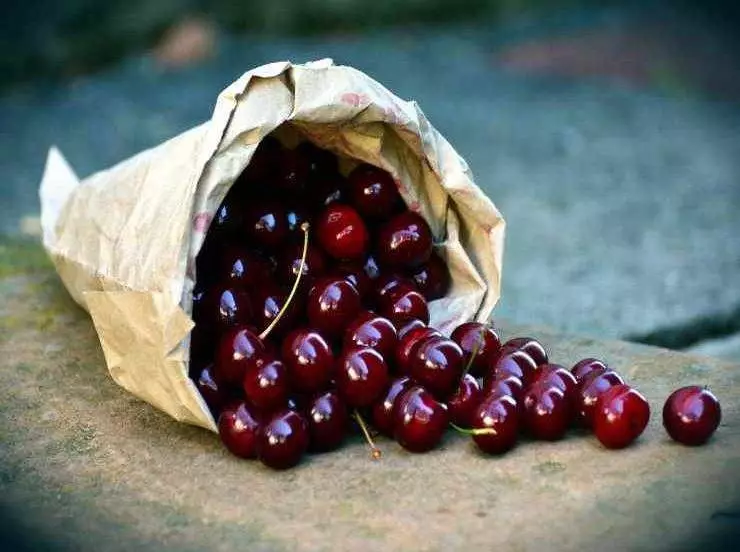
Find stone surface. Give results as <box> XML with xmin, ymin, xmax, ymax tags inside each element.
<box><xmin>1</xmin><ymin>254</ymin><xmax>739</xmax><ymax>551</ymax></box>
<box><xmin>688</xmin><ymin>333</ymin><xmax>740</xmax><ymax>362</ymax></box>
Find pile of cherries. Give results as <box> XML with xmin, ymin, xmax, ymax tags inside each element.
<box><xmin>189</xmin><ymin>135</ymin><xmax>722</xmax><ymax>471</ymax></box>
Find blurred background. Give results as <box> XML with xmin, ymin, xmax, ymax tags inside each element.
<box><xmin>1</xmin><ymin>0</ymin><xmax>739</xmax><ymax>358</ymax></box>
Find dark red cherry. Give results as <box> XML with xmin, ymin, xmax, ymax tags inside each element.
<box><xmin>372</xmin><ymin>376</ymin><xmax>412</xmax><ymax>437</ymax></box>
<box><xmin>380</xmin><ymin>287</ymin><xmax>430</xmax><ymax>327</ymax></box>
<box><xmin>215</xmin><ymin>326</ymin><xmax>265</xmax><ymax>386</ymax></box>
<box><xmin>593</xmin><ymin>385</ymin><xmax>650</xmax><ymax>449</ymax></box>
<box><xmin>663</xmin><ymin>385</ymin><xmax>721</xmax><ymax>446</ymax></box>
<box><xmin>243</xmin><ymin>200</ymin><xmax>289</xmax><ymax>250</ymax></box>
<box><xmin>397</xmin><ymin>318</ymin><xmax>426</xmax><ymax>339</ymax></box>
<box><xmin>345</xmin><ymin>313</ymin><xmax>398</xmax><ymax>358</ymax></box>
<box><xmin>307</xmin><ymin>277</ymin><xmax>362</xmax><ymax>339</ymax></box>
<box><xmin>306</xmin><ymin>390</ymin><xmax>348</xmax><ymax>452</ymax></box>
<box><xmin>257</xmin><ymin>409</ymin><xmax>309</xmax><ymax>470</ymax></box>
<box><xmin>576</xmin><ymin>370</ymin><xmax>624</xmax><ymax>427</ymax></box>
<box><xmin>451</xmin><ymin>322</ymin><xmax>502</xmax><ymax>379</ymax></box>
<box><xmin>571</xmin><ymin>357</ymin><xmax>609</xmax><ymax>384</ymax></box>
<box><xmin>284</xmin><ymin>203</ymin><xmax>311</xmax><ymax>242</ymax></box>
<box><xmin>274</xmin><ymin>148</ymin><xmax>309</xmax><ymax>194</ymax></box>
<box><xmin>335</xmin><ymin>347</ymin><xmax>390</xmax><ymax>408</ymax></box>
<box><xmin>409</xmin><ymin>252</ymin><xmax>450</xmax><ymax>301</ymax></box>
<box><xmin>409</xmin><ymin>336</ymin><xmax>464</xmax><ymax>400</ymax></box>
<box><xmin>482</xmin><ymin>374</ymin><xmax>525</xmax><ymax>404</ymax></box>
<box><xmin>347</xmin><ymin>163</ymin><xmax>403</xmax><ymax>219</ymax></box>
<box><xmin>243</xmin><ymin>356</ymin><xmax>289</xmax><ymax>412</ymax></box>
<box><xmin>489</xmin><ymin>350</ymin><xmax>538</xmax><ymax>389</ymax></box>
<box><xmin>241</xmin><ymin>135</ymin><xmax>283</xmax><ymax>183</ymax></box>
<box><xmin>206</xmin><ymin>195</ymin><xmax>244</xmax><ymax>241</ymax></box>
<box><xmin>218</xmin><ymin>402</ymin><xmax>262</xmax><ymax>459</ymax></box>
<box><xmin>393</xmin><ymin>385</ymin><xmax>450</xmax><ymax>453</ymax></box>
<box><xmin>310</xmin><ymin>173</ymin><xmax>347</xmax><ymax>211</ymax></box>
<box><xmin>395</xmin><ymin>327</ymin><xmax>442</xmax><ymax>375</ymax></box>
<box><xmin>194</xmin><ymin>364</ymin><xmax>228</xmax><ymax>416</ymax></box>
<box><xmin>535</xmin><ymin>364</ymin><xmax>579</xmax><ymax>400</ymax></box>
<box><xmin>373</xmin><ymin>274</ymin><xmax>416</xmax><ymax>306</ymax></box>
<box><xmin>330</xmin><ymin>260</ymin><xmax>372</xmax><ymax>298</ymax></box>
<box><xmin>217</xmin><ymin>246</ymin><xmax>272</xmax><ymax>287</ymax></box>
<box><xmin>316</xmin><ymin>204</ymin><xmax>369</xmax><ymax>260</ymax></box>
<box><xmin>296</xmin><ymin>141</ymin><xmax>338</xmax><ymax>178</ymax></box>
<box><xmin>471</xmin><ymin>394</ymin><xmax>519</xmax><ymax>455</ymax></box>
<box><xmin>195</xmin><ymin>285</ymin><xmax>253</xmax><ymax>332</ymax></box>
<box><xmin>251</xmin><ymin>284</ymin><xmax>302</xmax><ymax>338</ymax></box>
<box><xmin>281</xmin><ymin>329</ymin><xmax>334</xmax><ymax>393</ymax></box>
<box><xmin>376</xmin><ymin>211</ymin><xmax>433</xmax><ymax>269</ymax></box>
<box><xmin>276</xmin><ymin>243</ymin><xmax>327</xmax><ymax>288</ymax></box>
<box><xmin>448</xmin><ymin>374</ymin><xmax>483</xmax><ymax>426</ymax></box>
<box><xmin>522</xmin><ymin>381</ymin><xmax>570</xmax><ymax>441</ymax></box>
<box><xmin>363</xmin><ymin>255</ymin><xmax>381</xmax><ymax>280</ymax></box>
<box><xmin>499</xmin><ymin>337</ymin><xmax>548</xmax><ymax>367</ymax></box>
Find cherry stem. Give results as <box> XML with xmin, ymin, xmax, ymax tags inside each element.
<box><xmin>259</xmin><ymin>222</ymin><xmax>309</xmax><ymax>341</ymax></box>
<box><xmin>353</xmin><ymin>410</ymin><xmax>382</xmax><ymax>460</ymax></box>
<box><xmin>461</xmin><ymin>328</ymin><xmax>484</xmax><ymax>376</ymax></box>
<box><xmin>450</xmin><ymin>422</ymin><xmax>497</xmax><ymax>436</ymax></box>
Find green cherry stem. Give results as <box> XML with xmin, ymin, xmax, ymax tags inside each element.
<box><xmin>450</xmin><ymin>422</ymin><xmax>497</xmax><ymax>436</ymax></box>
<box><xmin>354</xmin><ymin>410</ymin><xmax>382</xmax><ymax>460</ymax></box>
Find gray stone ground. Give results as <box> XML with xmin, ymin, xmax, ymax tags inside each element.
<box><xmin>1</xmin><ymin>8</ymin><xmax>739</xmax><ymax>355</ymax></box>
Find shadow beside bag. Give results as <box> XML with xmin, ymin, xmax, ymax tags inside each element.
<box><xmin>38</xmin><ymin>59</ymin><xmax>506</xmax><ymax>433</ymax></box>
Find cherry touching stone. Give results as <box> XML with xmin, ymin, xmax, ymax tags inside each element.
<box><xmin>393</xmin><ymin>385</ymin><xmax>450</xmax><ymax>453</ymax></box>
<box><xmin>489</xmin><ymin>350</ymin><xmax>538</xmax><ymax>389</ymax></box>
<box><xmin>663</xmin><ymin>385</ymin><xmax>721</xmax><ymax>446</ymax></box>
<box><xmin>482</xmin><ymin>373</ymin><xmax>525</xmax><ymax>404</ymax></box>
<box><xmin>375</xmin><ymin>211</ymin><xmax>434</xmax><ymax>269</ymax></box>
<box><xmin>379</xmin><ymin>287</ymin><xmax>430</xmax><ymax>327</ymax></box>
<box><xmin>346</xmin><ymin>163</ymin><xmax>403</xmax><ymax>219</ymax></box>
<box><xmin>243</xmin><ymin>199</ymin><xmax>289</xmax><ymax>250</ymax></box>
<box><xmin>316</xmin><ymin>203</ymin><xmax>369</xmax><ymax>260</ymax></box>
<box><xmin>276</xmin><ymin>243</ymin><xmax>327</xmax><ymax>289</ymax></box>
<box><xmin>409</xmin><ymin>252</ymin><xmax>450</xmax><ymax>301</ymax></box>
<box><xmin>409</xmin><ymin>336</ymin><xmax>464</xmax><ymax>401</ymax></box>
<box><xmin>447</xmin><ymin>374</ymin><xmax>484</xmax><ymax>427</ymax></box>
<box><xmin>306</xmin><ymin>277</ymin><xmax>362</xmax><ymax>339</ymax></box>
<box><xmin>450</xmin><ymin>322</ymin><xmax>502</xmax><ymax>379</ymax></box>
<box><xmin>522</xmin><ymin>381</ymin><xmax>570</xmax><ymax>441</ymax></box>
<box><xmin>280</xmin><ymin>329</ymin><xmax>335</xmax><ymax>394</ymax></box>
<box><xmin>395</xmin><ymin>326</ymin><xmax>443</xmax><ymax>375</ymax></box>
<box><xmin>218</xmin><ymin>401</ymin><xmax>262</xmax><ymax>459</ymax></box>
<box><xmin>576</xmin><ymin>370</ymin><xmax>625</xmax><ymax>428</ymax></box>
<box><xmin>251</xmin><ymin>283</ymin><xmax>303</xmax><ymax>338</ymax></box>
<box><xmin>498</xmin><ymin>337</ymin><xmax>549</xmax><ymax>367</ymax></box>
<box><xmin>216</xmin><ymin>246</ymin><xmax>273</xmax><ymax>288</ymax></box>
<box><xmin>242</xmin><ymin>355</ymin><xmax>289</xmax><ymax>412</ymax></box>
<box><xmin>273</xmin><ymin>147</ymin><xmax>310</xmax><ymax>194</ymax></box>
<box><xmin>335</xmin><ymin>347</ymin><xmax>390</xmax><ymax>408</ymax></box>
<box><xmin>257</xmin><ymin>409</ymin><xmax>310</xmax><ymax>470</ymax></box>
<box><xmin>344</xmin><ymin>313</ymin><xmax>399</xmax><ymax>359</ymax></box>
<box><xmin>214</xmin><ymin>326</ymin><xmax>265</xmax><ymax>387</ymax></box>
<box><xmin>397</xmin><ymin>318</ymin><xmax>426</xmax><ymax>340</ymax></box>
<box><xmin>470</xmin><ymin>394</ymin><xmax>520</xmax><ymax>455</ymax></box>
<box><xmin>593</xmin><ymin>384</ymin><xmax>651</xmax><ymax>449</ymax></box>
<box><xmin>195</xmin><ymin>364</ymin><xmax>228</xmax><ymax>416</ymax></box>
<box><xmin>306</xmin><ymin>390</ymin><xmax>349</xmax><ymax>453</ymax></box>
<box><xmin>371</xmin><ymin>376</ymin><xmax>413</xmax><ymax>437</ymax></box>
<box><xmin>571</xmin><ymin>357</ymin><xmax>610</xmax><ymax>384</ymax></box>
<box><xmin>329</xmin><ymin>260</ymin><xmax>372</xmax><ymax>298</ymax></box>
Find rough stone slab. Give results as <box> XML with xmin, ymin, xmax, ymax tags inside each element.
<box><xmin>1</xmin><ymin>263</ymin><xmax>738</xmax><ymax>551</ymax></box>
<box><xmin>688</xmin><ymin>334</ymin><xmax>740</xmax><ymax>362</ymax></box>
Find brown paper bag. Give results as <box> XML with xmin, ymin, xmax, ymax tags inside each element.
<box><xmin>38</xmin><ymin>59</ymin><xmax>506</xmax><ymax>433</ymax></box>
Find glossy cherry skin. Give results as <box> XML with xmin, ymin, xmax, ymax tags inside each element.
<box><xmin>571</xmin><ymin>358</ymin><xmax>609</xmax><ymax>384</ymax></box>
<box><xmin>397</xmin><ymin>318</ymin><xmax>426</xmax><ymax>339</ymax></box>
<box><xmin>195</xmin><ymin>285</ymin><xmax>253</xmax><ymax>332</ymax></box>
<box><xmin>316</xmin><ymin>204</ymin><xmax>369</xmax><ymax>260</ymax></box>
<box><xmin>593</xmin><ymin>384</ymin><xmax>650</xmax><ymax>449</ymax></box>
<box><xmin>307</xmin><ymin>390</ymin><xmax>348</xmax><ymax>453</ymax></box>
<box><xmin>363</xmin><ymin>255</ymin><xmax>381</xmax><ymax>281</ymax></box>
<box><xmin>663</xmin><ymin>386</ymin><xmax>721</xmax><ymax>446</ymax></box>
<box><xmin>242</xmin><ymin>356</ymin><xmax>289</xmax><ymax>412</ymax></box>
<box><xmin>373</xmin><ymin>274</ymin><xmax>416</xmax><ymax>306</ymax></box>
<box><xmin>280</xmin><ymin>329</ymin><xmax>335</xmax><ymax>394</ymax></box>
<box><xmin>347</xmin><ymin>163</ymin><xmax>403</xmax><ymax>219</ymax></box>
<box><xmin>215</xmin><ymin>326</ymin><xmax>265</xmax><ymax>386</ymax></box>
<box><xmin>451</xmin><ymin>322</ymin><xmax>502</xmax><ymax>379</ymax></box>
<box><xmin>409</xmin><ymin>252</ymin><xmax>450</xmax><ymax>301</ymax></box>
<box><xmin>194</xmin><ymin>364</ymin><xmax>228</xmax><ymax>416</ymax></box>
<box><xmin>489</xmin><ymin>350</ymin><xmax>538</xmax><ymax>389</ymax></box>
<box><xmin>482</xmin><ymin>374</ymin><xmax>525</xmax><ymax>404</ymax></box>
<box><xmin>205</xmin><ymin>194</ymin><xmax>244</xmax><ymax>242</ymax></box>
<box><xmin>471</xmin><ymin>394</ymin><xmax>520</xmax><ymax>455</ymax></box>
<box><xmin>576</xmin><ymin>370</ymin><xmax>624</xmax><ymax>428</ymax></box>
<box><xmin>498</xmin><ymin>337</ymin><xmax>548</xmax><ymax>367</ymax></box>
<box><xmin>380</xmin><ymin>287</ymin><xmax>430</xmax><ymax>327</ymax></box>
<box><xmin>276</xmin><ymin>243</ymin><xmax>327</xmax><ymax>288</ymax></box>
<box><xmin>310</xmin><ymin>173</ymin><xmax>347</xmax><ymax>211</ymax></box>
<box><xmin>344</xmin><ymin>312</ymin><xmax>398</xmax><ymax>358</ymax></box>
<box><xmin>307</xmin><ymin>277</ymin><xmax>362</xmax><ymax>339</ymax></box>
<box><xmin>330</xmin><ymin>260</ymin><xmax>372</xmax><ymax>298</ymax></box>
<box><xmin>534</xmin><ymin>364</ymin><xmax>579</xmax><ymax>403</ymax></box>
<box><xmin>448</xmin><ymin>374</ymin><xmax>483</xmax><ymax>426</ymax></box>
<box><xmin>409</xmin><ymin>336</ymin><xmax>464</xmax><ymax>400</ymax></box>
<box><xmin>395</xmin><ymin>327</ymin><xmax>442</xmax><ymax>375</ymax></box>
<box><xmin>522</xmin><ymin>381</ymin><xmax>570</xmax><ymax>441</ymax></box>
<box><xmin>335</xmin><ymin>347</ymin><xmax>390</xmax><ymax>408</ymax></box>
<box><xmin>376</xmin><ymin>211</ymin><xmax>433</xmax><ymax>269</ymax></box>
<box><xmin>243</xmin><ymin>200</ymin><xmax>289</xmax><ymax>250</ymax></box>
<box><xmin>393</xmin><ymin>386</ymin><xmax>450</xmax><ymax>453</ymax></box>
<box><xmin>218</xmin><ymin>402</ymin><xmax>262</xmax><ymax>459</ymax></box>
<box><xmin>251</xmin><ymin>284</ymin><xmax>302</xmax><ymax>338</ymax></box>
<box><xmin>216</xmin><ymin>246</ymin><xmax>272</xmax><ymax>287</ymax></box>
<box><xmin>257</xmin><ymin>409</ymin><xmax>310</xmax><ymax>470</ymax></box>
<box><xmin>372</xmin><ymin>376</ymin><xmax>412</xmax><ymax>437</ymax></box>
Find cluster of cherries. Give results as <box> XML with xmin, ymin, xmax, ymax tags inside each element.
<box><xmin>189</xmin><ymin>135</ymin><xmax>722</xmax><ymax>471</ymax></box>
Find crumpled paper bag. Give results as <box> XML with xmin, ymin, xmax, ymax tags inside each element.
<box><xmin>38</xmin><ymin>59</ymin><xmax>506</xmax><ymax>433</ymax></box>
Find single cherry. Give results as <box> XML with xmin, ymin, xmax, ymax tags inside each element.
<box><xmin>347</xmin><ymin>163</ymin><xmax>403</xmax><ymax>219</ymax></box>
<box><xmin>310</xmin><ymin>173</ymin><xmax>347</xmax><ymax>211</ymax></box>
<box><xmin>482</xmin><ymin>373</ymin><xmax>525</xmax><ymax>404</ymax></box>
<box><xmin>280</xmin><ymin>329</ymin><xmax>335</xmax><ymax>393</ymax></box>
<box><xmin>409</xmin><ymin>252</ymin><xmax>450</xmax><ymax>301</ymax></box>
<box><xmin>409</xmin><ymin>336</ymin><xmax>464</xmax><ymax>400</ymax></box>
<box><xmin>522</xmin><ymin>381</ymin><xmax>570</xmax><ymax>441</ymax></box>
<box><xmin>663</xmin><ymin>385</ymin><xmax>721</xmax><ymax>446</ymax></box>
<box><xmin>307</xmin><ymin>390</ymin><xmax>348</xmax><ymax>453</ymax></box>
<box><xmin>296</xmin><ymin>140</ymin><xmax>339</xmax><ymax>181</ymax></box>
<box><xmin>252</xmin><ymin>283</ymin><xmax>302</xmax><ymax>338</ymax></box>
<box><xmin>257</xmin><ymin>409</ymin><xmax>309</xmax><ymax>470</ymax></box>
<box><xmin>576</xmin><ymin>370</ymin><xmax>624</xmax><ymax>428</ymax></box>
<box><xmin>498</xmin><ymin>337</ymin><xmax>548</xmax><ymax>367</ymax></box>
<box><xmin>276</xmin><ymin>243</ymin><xmax>327</xmax><ymax>288</ymax></box>
<box><xmin>215</xmin><ymin>326</ymin><xmax>265</xmax><ymax>386</ymax></box>
<box><xmin>376</xmin><ymin>211</ymin><xmax>433</xmax><ymax>269</ymax></box>
<box><xmin>397</xmin><ymin>318</ymin><xmax>426</xmax><ymax>339</ymax></box>
<box><xmin>330</xmin><ymin>260</ymin><xmax>372</xmax><ymax>298</ymax></box>
<box><xmin>195</xmin><ymin>285</ymin><xmax>253</xmax><ymax>332</ymax></box>
<box><xmin>535</xmin><ymin>364</ymin><xmax>579</xmax><ymax>402</ymax></box>
<box><xmin>273</xmin><ymin>147</ymin><xmax>309</xmax><ymax>194</ymax></box>
<box><xmin>448</xmin><ymin>374</ymin><xmax>483</xmax><ymax>426</ymax></box>
<box><xmin>218</xmin><ymin>401</ymin><xmax>262</xmax><ymax>459</ymax></box>
<box><xmin>470</xmin><ymin>394</ymin><xmax>520</xmax><ymax>455</ymax></box>
<box><xmin>335</xmin><ymin>347</ymin><xmax>390</xmax><ymax>408</ymax></box>
<box><xmin>345</xmin><ymin>312</ymin><xmax>398</xmax><ymax>359</ymax></box>
<box><xmin>284</xmin><ymin>203</ymin><xmax>312</xmax><ymax>242</ymax></box>
<box><xmin>380</xmin><ymin>287</ymin><xmax>430</xmax><ymax>327</ymax></box>
<box><xmin>216</xmin><ymin>245</ymin><xmax>272</xmax><ymax>287</ymax></box>
<box><xmin>194</xmin><ymin>364</ymin><xmax>228</xmax><ymax>416</ymax></box>
<box><xmin>371</xmin><ymin>376</ymin><xmax>412</xmax><ymax>437</ymax></box>
<box><xmin>316</xmin><ymin>203</ymin><xmax>369</xmax><ymax>260</ymax></box>
<box><xmin>242</xmin><ymin>356</ymin><xmax>289</xmax><ymax>412</ymax></box>
<box><xmin>374</xmin><ymin>274</ymin><xmax>416</xmax><ymax>306</ymax></box>
<box><xmin>489</xmin><ymin>350</ymin><xmax>538</xmax><ymax>389</ymax></box>
<box><xmin>451</xmin><ymin>322</ymin><xmax>502</xmax><ymax>379</ymax></box>
<box><xmin>593</xmin><ymin>384</ymin><xmax>650</xmax><ymax>449</ymax></box>
<box><xmin>571</xmin><ymin>357</ymin><xmax>609</xmax><ymax>384</ymax></box>
<box><xmin>243</xmin><ymin>199</ymin><xmax>289</xmax><ymax>250</ymax></box>
<box><xmin>393</xmin><ymin>385</ymin><xmax>450</xmax><ymax>453</ymax></box>
<box><xmin>395</xmin><ymin>327</ymin><xmax>442</xmax><ymax>375</ymax></box>
<box><xmin>307</xmin><ymin>277</ymin><xmax>362</xmax><ymax>338</ymax></box>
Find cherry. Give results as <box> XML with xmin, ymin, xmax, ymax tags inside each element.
<box><xmin>330</xmin><ymin>260</ymin><xmax>372</xmax><ymax>298</ymax></box>
<box><xmin>470</xmin><ymin>394</ymin><xmax>520</xmax><ymax>455</ymax></box>
<box><xmin>376</xmin><ymin>211</ymin><xmax>433</xmax><ymax>269</ymax></box>
<box><xmin>499</xmin><ymin>337</ymin><xmax>548</xmax><ymax>367</ymax></box>
<box><xmin>397</xmin><ymin>318</ymin><xmax>426</xmax><ymax>339</ymax></box>
<box><xmin>489</xmin><ymin>350</ymin><xmax>538</xmax><ymax>389</ymax></box>
<box><xmin>215</xmin><ymin>326</ymin><xmax>265</xmax><ymax>386</ymax></box>
<box><xmin>571</xmin><ymin>358</ymin><xmax>609</xmax><ymax>384</ymax></box>
<box><xmin>257</xmin><ymin>409</ymin><xmax>309</xmax><ymax>470</ymax></box>
<box><xmin>380</xmin><ymin>287</ymin><xmax>430</xmax><ymax>327</ymax></box>
<box><xmin>307</xmin><ymin>277</ymin><xmax>362</xmax><ymax>338</ymax></box>
<box><xmin>276</xmin><ymin>243</ymin><xmax>327</xmax><ymax>288</ymax></box>
<box><xmin>195</xmin><ymin>285</ymin><xmax>253</xmax><ymax>332</ymax></box>
<box><xmin>280</xmin><ymin>329</ymin><xmax>335</xmax><ymax>393</ymax></box>
<box><xmin>252</xmin><ymin>283</ymin><xmax>302</xmax><ymax>338</ymax></box>
<box><xmin>285</xmin><ymin>203</ymin><xmax>312</xmax><ymax>242</ymax></box>
<box><xmin>296</xmin><ymin>141</ymin><xmax>339</xmax><ymax>181</ymax></box>
<box><xmin>409</xmin><ymin>252</ymin><xmax>450</xmax><ymax>301</ymax></box>
<box><xmin>241</xmin><ymin>136</ymin><xmax>283</xmax><ymax>183</ymax></box>
<box><xmin>451</xmin><ymin>322</ymin><xmax>501</xmax><ymax>379</ymax></box>
<box><xmin>593</xmin><ymin>384</ymin><xmax>650</xmax><ymax>449</ymax></box>
<box><xmin>335</xmin><ymin>347</ymin><xmax>390</xmax><ymax>408</ymax></box>
<box><xmin>395</xmin><ymin>327</ymin><xmax>442</xmax><ymax>375</ymax></box>
<box><xmin>310</xmin><ymin>173</ymin><xmax>347</xmax><ymax>211</ymax></box>
<box><xmin>274</xmin><ymin>148</ymin><xmax>309</xmax><ymax>194</ymax></box>
<box><xmin>363</xmin><ymin>255</ymin><xmax>381</xmax><ymax>281</ymax></box>
<box><xmin>345</xmin><ymin>312</ymin><xmax>398</xmax><ymax>358</ymax></box>
<box><xmin>347</xmin><ymin>163</ymin><xmax>403</xmax><ymax>219</ymax></box>
<box><xmin>194</xmin><ymin>364</ymin><xmax>228</xmax><ymax>416</ymax></box>
<box><xmin>409</xmin><ymin>336</ymin><xmax>464</xmax><ymax>400</ymax></box>
<box><xmin>306</xmin><ymin>390</ymin><xmax>348</xmax><ymax>452</ymax></box>
<box><xmin>216</xmin><ymin>245</ymin><xmax>272</xmax><ymax>287</ymax></box>
<box><xmin>371</xmin><ymin>376</ymin><xmax>412</xmax><ymax>437</ymax></box>
<box><xmin>205</xmin><ymin>195</ymin><xmax>244</xmax><ymax>242</ymax></box>
<box><xmin>482</xmin><ymin>373</ymin><xmax>525</xmax><ymax>404</ymax></box>
<box><xmin>243</xmin><ymin>200</ymin><xmax>289</xmax><ymax>250</ymax></box>
<box><xmin>448</xmin><ymin>374</ymin><xmax>483</xmax><ymax>426</ymax></box>
<box><xmin>535</xmin><ymin>364</ymin><xmax>579</xmax><ymax>401</ymax></box>
<box><xmin>242</xmin><ymin>356</ymin><xmax>289</xmax><ymax>412</ymax></box>
<box><xmin>522</xmin><ymin>381</ymin><xmax>570</xmax><ymax>441</ymax></box>
<box><xmin>316</xmin><ymin>204</ymin><xmax>369</xmax><ymax>260</ymax></box>
<box><xmin>374</xmin><ymin>274</ymin><xmax>416</xmax><ymax>306</ymax></box>
<box><xmin>218</xmin><ymin>401</ymin><xmax>262</xmax><ymax>459</ymax></box>
<box><xmin>576</xmin><ymin>370</ymin><xmax>624</xmax><ymax>428</ymax></box>
<box><xmin>663</xmin><ymin>385</ymin><xmax>721</xmax><ymax>446</ymax></box>
<box><xmin>394</xmin><ymin>385</ymin><xmax>450</xmax><ymax>453</ymax></box>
